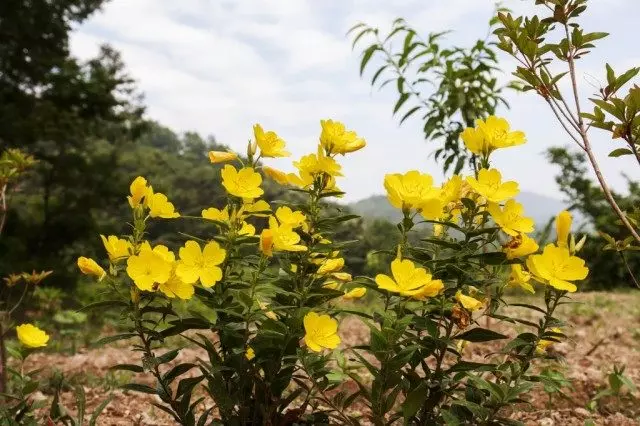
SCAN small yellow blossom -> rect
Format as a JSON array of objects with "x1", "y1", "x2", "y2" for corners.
[
  {"x1": 260, "y1": 229, "x2": 274, "y2": 257},
  {"x1": 317, "y1": 257, "x2": 345, "y2": 275},
  {"x1": 466, "y1": 169, "x2": 519, "y2": 203},
  {"x1": 508, "y1": 264, "x2": 535, "y2": 293},
  {"x1": 462, "y1": 116, "x2": 526, "y2": 156},
  {"x1": 343, "y1": 287, "x2": 367, "y2": 299},
  {"x1": 128, "y1": 176, "x2": 149, "y2": 208},
  {"x1": 455, "y1": 290, "x2": 484, "y2": 311},
  {"x1": 16, "y1": 324, "x2": 49, "y2": 348},
  {"x1": 77, "y1": 257, "x2": 106, "y2": 281},
  {"x1": 264, "y1": 217, "x2": 307, "y2": 252},
  {"x1": 242, "y1": 199, "x2": 271, "y2": 217},
  {"x1": 487, "y1": 200, "x2": 534, "y2": 236},
  {"x1": 375, "y1": 258, "x2": 441, "y2": 298},
  {"x1": 332, "y1": 272, "x2": 352, "y2": 282},
  {"x1": 126, "y1": 246, "x2": 173, "y2": 291},
  {"x1": 221, "y1": 165, "x2": 264, "y2": 199},
  {"x1": 323, "y1": 281, "x2": 341, "y2": 290},
  {"x1": 158, "y1": 272, "x2": 194, "y2": 300},
  {"x1": 294, "y1": 145, "x2": 343, "y2": 179},
  {"x1": 263, "y1": 166, "x2": 290, "y2": 185},
  {"x1": 384, "y1": 171, "x2": 443, "y2": 214},
  {"x1": 275, "y1": 206, "x2": 306, "y2": 228},
  {"x1": 303, "y1": 312, "x2": 341, "y2": 352},
  {"x1": 202, "y1": 206, "x2": 230, "y2": 222},
  {"x1": 536, "y1": 327, "x2": 563, "y2": 354},
  {"x1": 246, "y1": 347, "x2": 256, "y2": 360},
  {"x1": 147, "y1": 192, "x2": 180, "y2": 218},
  {"x1": 238, "y1": 221, "x2": 256, "y2": 236},
  {"x1": 176, "y1": 241, "x2": 226, "y2": 288},
  {"x1": 254, "y1": 124, "x2": 290, "y2": 157},
  {"x1": 526, "y1": 244, "x2": 588, "y2": 292},
  {"x1": 100, "y1": 235, "x2": 132, "y2": 262},
  {"x1": 319, "y1": 119, "x2": 366, "y2": 154},
  {"x1": 556, "y1": 210, "x2": 572, "y2": 248},
  {"x1": 208, "y1": 151, "x2": 238, "y2": 164},
  {"x1": 504, "y1": 233, "x2": 539, "y2": 259}
]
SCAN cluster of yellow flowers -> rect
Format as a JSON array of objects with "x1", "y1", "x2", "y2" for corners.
[
  {"x1": 375, "y1": 115, "x2": 589, "y2": 315},
  {"x1": 75, "y1": 119, "x2": 369, "y2": 354},
  {"x1": 72, "y1": 115, "x2": 589, "y2": 360}
]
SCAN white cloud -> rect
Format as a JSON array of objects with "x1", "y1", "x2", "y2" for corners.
[{"x1": 71, "y1": 0, "x2": 640, "y2": 203}]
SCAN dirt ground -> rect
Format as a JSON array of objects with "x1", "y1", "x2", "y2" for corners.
[{"x1": 24, "y1": 292, "x2": 640, "y2": 425}]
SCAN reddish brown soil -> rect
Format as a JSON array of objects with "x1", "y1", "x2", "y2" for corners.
[{"x1": 23, "y1": 292, "x2": 640, "y2": 425}]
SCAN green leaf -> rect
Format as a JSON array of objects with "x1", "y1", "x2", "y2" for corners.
[
  {"x1": 608, "y1": 148, "x2": 633, "y2": 157},
  {"x1": 360, "y1": 45, "x2": 379, "y2": 76},
  {"x1": 447, "y1": 361, "x2": 496, "y2": 373},
  {"x1": 89, "y1": 394, "x2": 114, "y2": 426},
  {"x1": 400, "y1": 106, "x2": 421, "y2": 124},
  {"x1": 163, "y1": 363, "x2": 197, "y2": 385},
  {"x1": 122, "y1": 383, "x2": 157, "y2": 394},
  {"x1": 94, "y1": 333, "x2": 137, "y2": 346},
  {"x1": 402, "y1": 384, "x2": 429, "y2": 420},
  {"x1": 455, "y1": 328, "x2": 508, "y2": 342},
  {"x1": 75, "y1": 385, "x2": 86, "y2": 425},
  {"x1": 109, "y1": 364, "x2": 144, "y2": 373},
  {"x1": 176, "y1": 375, "x2": 204, "y2": 398},
  {"x1": 79, "y1": 300, "x2": 129, "y2": 312},
  {"x1": 393, "y1": 93, "x2": 410, "y2": 114}
]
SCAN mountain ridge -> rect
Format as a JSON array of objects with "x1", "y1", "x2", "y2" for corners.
[{"x1": 348, "y1": 191, "x2": 579, "y2": 228}]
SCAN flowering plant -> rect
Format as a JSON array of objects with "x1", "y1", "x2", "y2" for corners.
[{"x1": 78, "y1": 115, "x2": 590, "y2": 425}]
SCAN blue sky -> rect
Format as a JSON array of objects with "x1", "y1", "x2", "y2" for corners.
[{"x1": 71, "y1": 0, "x2": 640, "y2": 203}]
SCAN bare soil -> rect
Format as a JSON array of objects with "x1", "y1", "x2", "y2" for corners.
[{"x1": 24, "y1": 292, "x2": 640, "y2": 425}]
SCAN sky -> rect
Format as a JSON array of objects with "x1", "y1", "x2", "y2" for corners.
[{"x1": 70, "y1": 0, "x2": 640, "y2": 203}]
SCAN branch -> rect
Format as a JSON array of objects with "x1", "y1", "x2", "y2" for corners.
[{"x1": 563, "y1": 23, "x2": 640, "y2": 243}]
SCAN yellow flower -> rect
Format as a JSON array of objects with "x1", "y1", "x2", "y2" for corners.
[
  {"x1": 294, "y1": 145, "x2": 343, "y2": 179},
  {"x1": 487, "y1": 200, "x2": 534, "y2": 236},
  {"x1": 462, "y1": 116, "x2": 526, "y2": 156},
  {"x1": 303, "y1": 312, "x2": 341, "y2": 352},
  {"x1": 332, "y1": 272, "x2": 352, "y2": 282},
  {"x1": 466, "y1": 168, "x2": 519, "y2": 203},
  {"x1": 317, "y1": 257, "x2": 344, "y2": 275},
  {"x1": 384, "y1": 171, "x2": 443, "y2": 213},
  {"x1": 536, "y1": 327, "x2": 563, "y2": 354},
  {"x1": 275, "y1": 206, "x2": 306, "y2": 228},
  {"x1": 323, "y1": 281, "x2": 341, "y2": 290},
  {"x1": 239, "y1": 221, "x2": 256, "y2": 236},
  {"x1": 253, "y1": 124, "x2": 290, "y2": 157},
  {"x1": 77, "y1": 257, "x2": 106, "y2": 281},
  {"x1": 263, "y1": 166, "x2": 290, "y2": 185},
  {"x1": 412, "y1": 278, "x2": 444, "y2": 300},
  {"x1": 245, "y1": 347, "x2": 256, "y2": 360},
  {"x1": 147, "y1": 192, "x2": 180, "y2": 218},
  {"x1": 266, "y1": 216, "x2": 307, "y2": 252},
  {"x1": 176, "y1": 240, "x2": 226, "y2": 288},
  {"x1": 455, "y1": 290, "x2": 484, "y2": 311},
  {"x1": 100, "y1": 235, "x2": 132, "y2": 262},
  {"x1": 343, "y1": 287, "x2": 367, "y2": 299},
  {"x1": 128, "y1": 176, "x2": 150, "y2": 208},
  {"x1": 242, "y1": 199, "x2": 271, "y2": 217},
  {"x1": 259, "y1": 229, "x2": 274, "y2": 257},
  {"x1": 504, "y1": 233, "x2": 539, "y2": 259},
  {"x1": 126, "y1": 246, "x2": 173, "y2": 291},
  {"x1": 319, "y1": 119, "x2": 366, "y2": 154},
  {"x1": 508, "y1": 264, "x2": 534, "y2": 293},
  {"x1": 526, "y1": 244, "x2": 588, "y2": 292},
  {"x1": 208, "y1": 151, "x2": 238, "y2": 164},
  {"x1": 441, "y1": 175, "x2": 465, "y2": 205},
  {"x1": 221, "y1": 165, "x2": 264, "y2": 199},
  {"x1": 375, "y1": 258, "x2": 441, "y2": 298},
  {"x1": 202, "y1": 206, "x2": 230, "y2": 222},
  {"x1": 556, "y1": 210, "x2": 572, "y2": 248},
  {"x1": 158, "y1": 271, "x2": 195, "y2": 300},
  {"x1": 16, "y1": 324, "x2": 49, "y2": 348}
]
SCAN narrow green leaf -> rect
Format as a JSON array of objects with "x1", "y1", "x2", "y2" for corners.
[{"x1": 455, "y1": 328, "x2": 508, "y2": 342}]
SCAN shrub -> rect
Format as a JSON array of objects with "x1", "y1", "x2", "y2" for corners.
[{"x1": 78, "y1": 117, "x2": 589, "y2": 425}]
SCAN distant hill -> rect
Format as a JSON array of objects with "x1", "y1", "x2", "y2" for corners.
[{"x1": 349, "y1": 191, "x2": 582, "y2": 228}]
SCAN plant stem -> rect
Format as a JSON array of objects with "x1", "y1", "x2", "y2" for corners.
[
  {"x1": 560, "y1": 22, "x2": 640, "y2": 243},
  {"x1": 619, "y1": 251, "x2": 640, "y2": 289},
  {"x1": 0, "y1": 321, "x2": 6, "y2": 395}
]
